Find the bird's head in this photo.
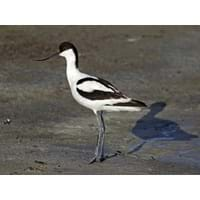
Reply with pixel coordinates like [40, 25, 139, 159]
[35, 41, 78, 63]
[59, 42, 78, 58]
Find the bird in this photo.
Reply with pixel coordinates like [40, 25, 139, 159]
[36, 41, 147, 164]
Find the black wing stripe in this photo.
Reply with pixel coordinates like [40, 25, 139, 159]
[77, 77, 95, 85]
[106, 99, 147, 107]
[77, 77, 119, 93]
[77, 88, 126, 100]
[97, 77, 119, 92]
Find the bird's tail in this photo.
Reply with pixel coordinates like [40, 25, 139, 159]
[103, 99, 147, 112]
[114, 99, 147, 108]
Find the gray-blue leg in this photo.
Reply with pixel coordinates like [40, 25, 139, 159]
[89, 111, 105, 164]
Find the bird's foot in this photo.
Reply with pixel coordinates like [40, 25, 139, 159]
[89, 151, 121, 164]
[89, 155, 105, 164]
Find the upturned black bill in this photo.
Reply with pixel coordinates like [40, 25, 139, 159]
[35, 52, 60, 61]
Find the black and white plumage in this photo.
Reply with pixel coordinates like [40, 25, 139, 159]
[36, 41, 147, 163]
[76, 76, 146, 111]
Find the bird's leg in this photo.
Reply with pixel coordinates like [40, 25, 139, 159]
[96, 111, 105, 160]
[89, 111, 105, 164]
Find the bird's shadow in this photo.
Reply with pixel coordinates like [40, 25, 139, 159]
[129, 102, 198, 153]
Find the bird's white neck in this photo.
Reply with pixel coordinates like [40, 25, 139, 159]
[61, 50, 80, 86]
[60, 49, 77, 64]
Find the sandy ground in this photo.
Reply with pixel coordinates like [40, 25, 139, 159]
[0, 26, 200, 174]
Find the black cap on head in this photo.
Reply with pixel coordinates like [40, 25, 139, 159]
[35, 41, 78, 66]
[59, 42, 77, 53]
[59, 42, 79, 66]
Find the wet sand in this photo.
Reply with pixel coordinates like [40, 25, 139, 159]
[0, 26, 200, 174]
